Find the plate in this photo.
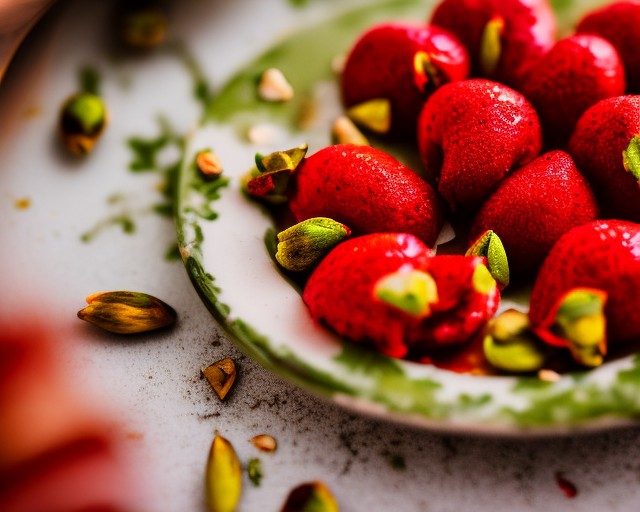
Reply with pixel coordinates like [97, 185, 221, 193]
[175, 0, 640, 434]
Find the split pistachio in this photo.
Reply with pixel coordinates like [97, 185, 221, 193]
[250, 434, 277, 453]
[59, 92, 108, 156]
[480, 15, 505, 76]
[374, 268, 439, 319]
[276, 218, 351, 272]
[258, 68, 294, 102]
[202, 358, 237, 400]
[77, 291, 176, 334]
[413, 51, 443, 95]
[205, 435, 242, 512]
[623, 135, 640, 182]
[196, 149, 223, 178]
[346, 98, 391, 134]
[331, 116, 370, 146]
[245, 144, 308, 203]
[551, 288, 608, 367]
[466, 230, 510, 289]
[280, 481, 339, 512]
[483, 309, 546, 373]
[120, 5, 169, 50]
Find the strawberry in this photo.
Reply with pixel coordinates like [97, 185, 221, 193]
[340, 22, 469, 139]
[288, 144, 444, 247]
[417, 78, 542, 212]
[430, 0, 556, 88]
[529, 220, 640, 365]
[577, 1, 640, 93]
[469, 151, 599, 274]
[520, 34, 626, 147]
[302, 232, 500, 360]
[568, 95, 640, 223]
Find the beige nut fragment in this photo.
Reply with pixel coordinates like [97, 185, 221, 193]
[258, 68, 294, 102]
[250, 434, 277, 453]
[202, 358, 237, 400]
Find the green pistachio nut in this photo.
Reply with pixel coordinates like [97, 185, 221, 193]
[280, 481, 339, 512]
[483, 309, 546, 373]
[60, 92, 108, 156]
[466, 230, 510, 289]
[346, 98, 391, 134]
[553, 288, 607, 367]
[205, 435, 242, 512]
[77, 291, 177, 334]
[275, 217, 351, 272]
[246, 144, 308, 203]
[623, 135, 640, 183]
[374, 268, 439, 318]
[480, 15, 504, 76]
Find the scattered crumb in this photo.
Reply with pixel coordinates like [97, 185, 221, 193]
[258, 68, 294, 102]
[126, 432, 144, 440]
[538, 369, 561, 382]
[14, 198, 31, 210]
[247, 123, 278, 145]
[555, 472, 578, 498]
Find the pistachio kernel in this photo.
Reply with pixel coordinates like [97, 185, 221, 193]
[332, 116, 370, 146]
[205, 435, 242, 512]
[483, 309, 546, 373]
[250, 434, 277, 453]
[60, 92, 108, 156]
[77, 291, 177, 334]
[121, 6, 169, 50]
[471, 262, 497, 295]
[202, 358, 237, 400]
[480, 15, 505, 76]
[258, 68, 294, 102]
[466, 230, 510, 289]
[413, 51, 443, 96]
[276, 218, 351, 272]
[196, 149, 223, 178]
[622, 135, 640, 183]
[280, 481, 339, 512]
[346, 98, 391, 134]
[374, 268, 439, 319]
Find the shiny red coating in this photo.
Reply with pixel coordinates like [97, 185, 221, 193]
[341, 22, 469, 138]
[520, 34, 626, 147]
[529, 220, 640, 345]
[430, 0, 556, 87]
[469, 151, 599, 274]
[417, 78, 542, 211]
[568, 95, 640, 223]
[289, 144, 444, 247]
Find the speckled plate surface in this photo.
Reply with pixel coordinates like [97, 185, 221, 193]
[175, 0, 640, 435]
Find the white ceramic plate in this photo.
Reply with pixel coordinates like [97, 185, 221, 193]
[175, 0, 640, 434]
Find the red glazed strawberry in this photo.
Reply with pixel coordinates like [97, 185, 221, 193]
[520, 34, 626, 147]
[568, 95, 640, 223]
[529, 220, 640, 366]
[469, 151, 599, 274]
[289, 144, 444, 247]
[577, 1, 640, 93]
[417, 78, 542, 212]
[302, 232, 500, 360]
[341, 22, 469, 139]
[430, 0, 556, 87]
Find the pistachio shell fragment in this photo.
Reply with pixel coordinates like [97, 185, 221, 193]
[246, 144, 308, 203]
[480, 15, 504, 76]
[374, 269, 438, 319]
[77, 291, 177, 334]
[483, 309, 546, 373]
[332, 116, 369, 146]
[276, 218, 351, 272]
[206, 435, 242, 512]
[258, 68, 294, 102]
[202, 358, 237, 400]
[250, 434, 277, 453]
[60, 92, 108, 156]
[466, 230, 510, 289]
[280, 481, 339, 512]
[196, 149, 223, 178]
[623, 135, 640, 182]
[256, 144, 308, 173]
[346, 98, 391, 134]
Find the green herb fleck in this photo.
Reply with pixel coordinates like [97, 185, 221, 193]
[79, 66, 101, 95]
[81, 213, 136, 243]
[247, 458, 263, 487]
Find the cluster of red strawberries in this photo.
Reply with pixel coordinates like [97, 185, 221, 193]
[247, 0, 640, 374]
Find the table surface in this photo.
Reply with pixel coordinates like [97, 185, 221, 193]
[2, 0, 640, 511]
